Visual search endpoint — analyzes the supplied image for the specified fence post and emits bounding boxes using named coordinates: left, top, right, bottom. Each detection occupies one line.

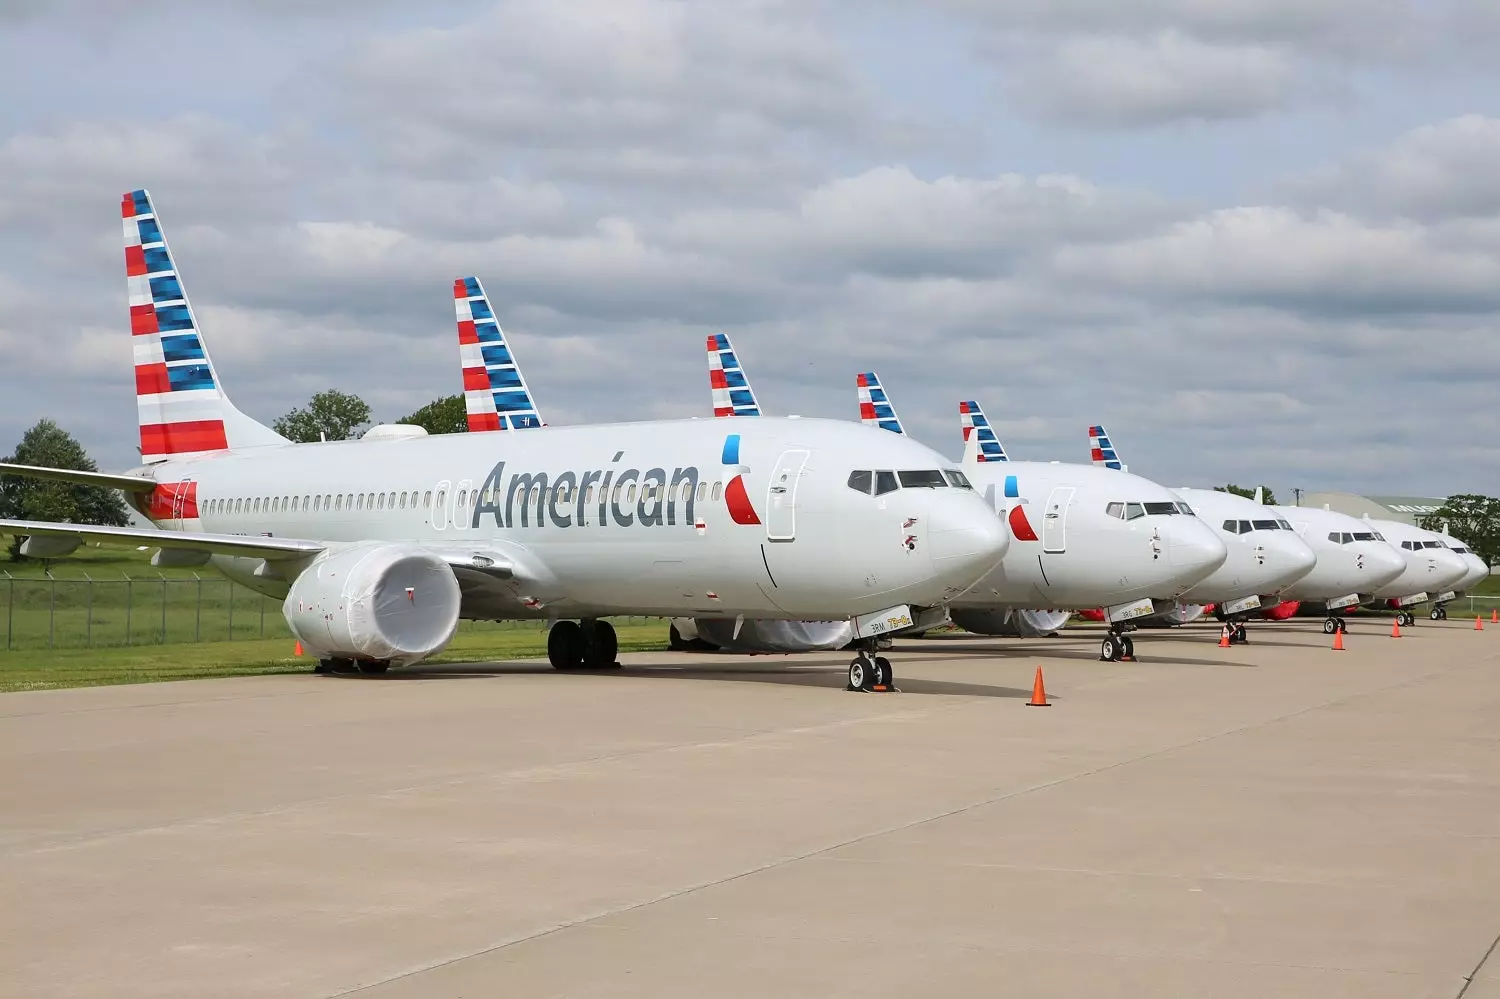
left=85, top=573, right=94, bottom=647
left=160, top=576, right=168, bottom=644
left=259, top=597, right=265, bottom=637
left=48, top=571, right=56, bottom=650
left=194, top=574, right=202, bottom=643
left=5, top=573, right=12, bottom=651
left=227, top=582, right=234, bottom=640
left=125, top=574, right=133, bottom=646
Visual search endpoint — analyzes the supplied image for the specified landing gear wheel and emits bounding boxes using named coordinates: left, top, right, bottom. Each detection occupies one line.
left=547, top=620, right=586, bottom=670
left=1120, top=635, right=1136, bottom=661
left=314, top=659, right=333, bottom=674
left=1398, top=611, right=1414, bottom=628
left=1323, top=618, right=1338, bottom=635
left=1100, top=635, right=1122, bottom=662
left=1234, top=624, right=1248, bottom=644
left=1430, top=606, right=1444, bottom=621
left=847, top=653, right=875, bottom=691
left=356, top=660, right=390, bottom=675
left=872, top=656, right=894, bottom=689
left=585, top=620, right=620, bottom=669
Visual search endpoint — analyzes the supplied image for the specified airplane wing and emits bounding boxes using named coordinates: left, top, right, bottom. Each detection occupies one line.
left=0, top=462, right=158, bottom=493
left=0, top=519, right=325, bottom=561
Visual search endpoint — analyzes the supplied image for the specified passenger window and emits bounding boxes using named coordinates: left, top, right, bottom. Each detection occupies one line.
left=585, top=486, right=595, bottom=505
left=697, top=482, right=708, bottom=503
left=1107, top=503, right=1125, bottom=519
left=874, top=471, right=899, bottom=495
left=1124, top=503, right=1145, bottom=520
left=423, top=490, right=432, bottom=506
left=680, top=481, right=693, bottom=504
left=627, top=484, right=637, bottom=504
left=848, top=470, right=873, bottom=494
left=334, top=495, right=343, bottom=511
left=313, top=496, right=321, bottom=511
left=253, top=498, right=261, bottom=513
left=712, top=482, right=723, bottom=501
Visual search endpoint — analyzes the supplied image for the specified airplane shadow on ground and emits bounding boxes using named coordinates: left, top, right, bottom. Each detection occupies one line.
left=322, top=656, right=1034, bottom=698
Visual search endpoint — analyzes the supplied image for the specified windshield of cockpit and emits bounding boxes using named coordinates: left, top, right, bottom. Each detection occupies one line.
left=1105, top=500, right=1193, bottom=520
left=846, top=469, right=974, bottom=495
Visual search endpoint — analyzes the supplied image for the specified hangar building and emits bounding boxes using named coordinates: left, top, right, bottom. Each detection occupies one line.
left=1295, top=492, right=1446, bottom=528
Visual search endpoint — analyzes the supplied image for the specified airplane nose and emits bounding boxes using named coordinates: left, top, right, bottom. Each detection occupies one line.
left=929, top=507, right=1009, bottom=585
left=1167, top=519, right=1228, bottom=583
left=1274, top=535, right=1318, bottom=579
left=1369, top=545, right=1406, bottom=587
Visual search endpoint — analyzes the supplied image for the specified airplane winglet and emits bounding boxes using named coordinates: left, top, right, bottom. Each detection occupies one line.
left=454, top=276, right=544, bottom=432
left=856, top=372, right=904, bottom=435
left=1088, top=423, right=1124, bottom=470
left=706, top=333, right=761, bottom=417
left=959, top=400, right=1008, bottom=462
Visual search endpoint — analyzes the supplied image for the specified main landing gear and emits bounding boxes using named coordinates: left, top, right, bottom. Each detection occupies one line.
left=1430, top=604, right=1448, bottom=622
left=846, top=640, right=896, bottom=692
left=1099, top=625, right=1137, bottom=663
left=1322, top=617, right=1348, bottom=635
left=547, top=619, right=620, bottom=670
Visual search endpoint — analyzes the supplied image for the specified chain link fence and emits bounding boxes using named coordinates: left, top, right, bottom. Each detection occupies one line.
left=0, top=572, right=559, bottom=652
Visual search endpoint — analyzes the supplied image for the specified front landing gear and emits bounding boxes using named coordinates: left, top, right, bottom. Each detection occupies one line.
left=1397, top=610, right=1416, bottom=628
left=1220, top=621, right=1250, bottom=645
left=846, top=645, right=896, bottom=692
left=1323, top=617, right=1348, bottom=635
left=1430, top=604, right=1449, bottom=622
left=1100, top=628, right=1136, bottom=663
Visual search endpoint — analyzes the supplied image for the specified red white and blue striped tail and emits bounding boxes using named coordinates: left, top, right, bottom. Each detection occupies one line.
left=1088, top=423, right=1124, bottom=470
left=123, top=189, right=284, bottom=463
left=706, top=332, right=761, bottom=417
left=959, top=400, right=1009, bottom=462
left=856, top=372, right=904, bottom=435
left=454, top=276, right=544, bottom=432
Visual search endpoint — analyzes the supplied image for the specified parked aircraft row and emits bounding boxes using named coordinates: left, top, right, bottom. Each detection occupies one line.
left=0, top=191, right=1486, bottom=688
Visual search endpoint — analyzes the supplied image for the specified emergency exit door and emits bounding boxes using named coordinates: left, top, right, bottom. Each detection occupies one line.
left=765, top=449, right=810, bottom=542
left=1042, top=485, right=1074, bottom=553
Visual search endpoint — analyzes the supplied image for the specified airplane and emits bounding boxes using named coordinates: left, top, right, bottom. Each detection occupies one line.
left=848, top=378, right=1228, bottom=663
left=1082, top=424, right=1317, bottom=643
left=0, top=189, right=1011, bottom=692
left=455, top=276, right=545, bottom=431
left=1355, top=516, right=1470, bottom=626
left=1265, top=504, right=1407, bottom=633
left=1427, top=528, right=1491, bottom=618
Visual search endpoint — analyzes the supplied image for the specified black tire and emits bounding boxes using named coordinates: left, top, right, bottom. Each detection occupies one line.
left=848, top=655, right=874, bottom=691
left=314, top=660, right=333, bottom=674
left=586, top=620, right=620, bottom=669
left=1323, top=618, right=1338, bottom=635
left=548, top=620, right=586, bottom=670
left=668, top=623, right=688, bottom=651
left=357, top=660, right=390, bottom=675
left=1430, top=607, right=1442, bottom=621
left=1234, top=625, right=1248, bottom=644
left=1100, top=635, right=1121, bottom=662
left=873, top=656, right=894, bottom=687
left=1121, top=635, right=1135, bottom=660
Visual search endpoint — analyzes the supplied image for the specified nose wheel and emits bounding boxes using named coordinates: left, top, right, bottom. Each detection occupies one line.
left=846, top=648, right=896, bottom=692
left=1397, top=610, right=1415, bottom=628
left=1429, top=604, right=1448, bottom=621
left=1100, top=629, right=1136, bottom=662
left=1323, top=617, right=1348, bottom=635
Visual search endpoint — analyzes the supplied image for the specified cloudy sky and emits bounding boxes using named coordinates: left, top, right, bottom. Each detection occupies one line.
left=2, top=0, right=1497, bottom=499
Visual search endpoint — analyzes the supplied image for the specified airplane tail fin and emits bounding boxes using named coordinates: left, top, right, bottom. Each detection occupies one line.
left=454, top=276, right=543, bottom=432
left=706, top=333, right=761, bottom=417
left=856, top=372, right=904, bottom=435
left=959, top=400, right=1009, bottom=463
left=124, top=189, right=286, bottom=463
left=1088, top=423, right=1124, bottom=470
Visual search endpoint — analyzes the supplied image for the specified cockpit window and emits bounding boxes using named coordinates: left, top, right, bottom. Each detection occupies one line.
left=1143, top=502, right=1179, bottom=515
left=1277, top=519, right=1293, bottom=530
left=1106, top=502, right=1125, bottom=519
left=1222, top=519, right=1238, bottom=533
left=847, top=470, right=873, bottom=495
left=1252, top=519, right=1280, bottom=531
left=1454, top=545, right=1470, bottom=553
left=1352, top=532, right=1378, bottom=542
left=1124, top=502, right=1145, bottom=520
left=1422, top=540, right=1444, bottom=549
left=874, top=470, right=899, bottom=495
left=1176, top=502, right=1194, bottom=515
left=898, top=469, right=947, bottom=489
left=943, top=470, right=973, bottom=490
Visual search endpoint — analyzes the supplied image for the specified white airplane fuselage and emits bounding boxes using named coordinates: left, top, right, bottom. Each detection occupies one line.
left=1365, top=518, right=1471, bottom=604
left=1273, top=506, right=1407, bottom=606
left=1431, top=530, right=1490, bottom=595
left=129, top=417, right=1008, bottom=621
left=1170, top=488, right=1317, bottom=606
left=953, top=461, right=1227, bottom=612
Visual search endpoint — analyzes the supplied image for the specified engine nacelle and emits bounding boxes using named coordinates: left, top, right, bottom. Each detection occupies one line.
left=950, top=607, right=1067, bottom=637
left=284, top=543, right=461, bottom=666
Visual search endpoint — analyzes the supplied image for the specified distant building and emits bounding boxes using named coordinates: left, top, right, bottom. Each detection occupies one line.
left=1295, top=492, right=1447, bottom=528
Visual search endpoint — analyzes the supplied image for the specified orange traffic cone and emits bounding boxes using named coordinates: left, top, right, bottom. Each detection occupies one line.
left=1026, top=666, right=1050, bottom=707
left=1492, top=608, right=1498, bottom=624
left=1390, top=619, right=1401, bottom=638
left=1332, top=629, right=1344, bottom=651
left=1477, top=615, right=1486, bottom=632
left=294, top=640, right=304, bottom=657
left=1218, top=627, right=1231, bottom=648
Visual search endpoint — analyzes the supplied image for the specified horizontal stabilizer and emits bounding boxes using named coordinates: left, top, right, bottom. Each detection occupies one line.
left=0, top=462, right=159, bottom=493
left=0, top=519, right=325, bottom=562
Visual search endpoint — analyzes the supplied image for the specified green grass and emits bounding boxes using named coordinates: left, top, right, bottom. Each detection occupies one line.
left=2, top=543, right=209, bottom=580
left=0, top=620, right=670, bottom=693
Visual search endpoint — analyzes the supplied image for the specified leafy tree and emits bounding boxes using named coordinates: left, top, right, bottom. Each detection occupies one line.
left=1419, top=494, right=1500, bottom=568
left=396, top=394, right=468, bottom=435
left=1214, top=484, right=1279, bottom=506
left=273, top=390, right=372, bottom=443
left=1, top=419, right=130, bottom=561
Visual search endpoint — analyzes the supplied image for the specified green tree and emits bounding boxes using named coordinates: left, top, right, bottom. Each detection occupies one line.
left=1, top=419, right=130, bottom=561
left=273, top=390, right=372, bottom=443
left=396, top=394, right=468, bottom=435
left=1214, top=484, right=1279, bottom=506
left=1418, top=494, right=1500, bottom=568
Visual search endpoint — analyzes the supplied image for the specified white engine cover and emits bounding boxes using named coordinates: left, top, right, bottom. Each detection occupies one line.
left=692, top=618, right=854, bottom=653
left=950, top=607, right=1068, bottom=638
left=284, top=543, right=462, bottom=666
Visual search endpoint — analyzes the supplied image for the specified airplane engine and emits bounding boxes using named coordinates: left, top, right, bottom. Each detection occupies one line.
left=284, top=543, right=461, bottom=667
left=951, top=608, right=1069, bottom=637
left=669, top=618, right=854, bottom=653
left=949, top=608, right=1018, bottom=636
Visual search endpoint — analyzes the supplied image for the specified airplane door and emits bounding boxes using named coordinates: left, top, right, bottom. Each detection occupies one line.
left=1042, top=486, right=1074, bottom=553
left=765, top=449, right=810, bottom=542
left=170, top=477, right=193, bottom=526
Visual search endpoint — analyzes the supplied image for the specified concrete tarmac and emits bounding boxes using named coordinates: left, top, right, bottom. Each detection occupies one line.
left=4, top=619, right=1500, bottom=998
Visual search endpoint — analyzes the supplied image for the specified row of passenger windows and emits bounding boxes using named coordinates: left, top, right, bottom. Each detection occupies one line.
left=204, top=480, right=726, bottom=517
left=1329, top=531, right=1386, bottom=543
left=1222, top=518, right=1294, bottom=533
left=1105, top=501, right=1193, bottom=520
left=847, top=469, right=974, bottom=495
left=1400, top=540, right=1446, bottom=551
